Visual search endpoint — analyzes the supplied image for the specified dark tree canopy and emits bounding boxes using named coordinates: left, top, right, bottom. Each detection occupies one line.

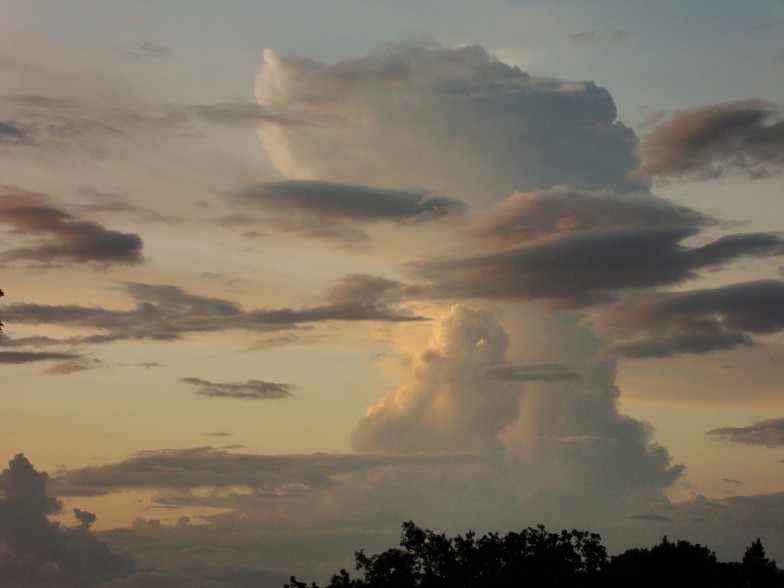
left=286, top=522, right=784, bottom=588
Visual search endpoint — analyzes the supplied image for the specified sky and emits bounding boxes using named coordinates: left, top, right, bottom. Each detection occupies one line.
left=1, top=1, right=784, bottom=585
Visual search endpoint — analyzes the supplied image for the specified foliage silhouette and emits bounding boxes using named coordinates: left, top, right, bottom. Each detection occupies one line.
left=285, top=522, right=784, bottom=588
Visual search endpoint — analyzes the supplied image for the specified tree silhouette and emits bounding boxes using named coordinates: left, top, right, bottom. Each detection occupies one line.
left=0, top=288, right=4, bottom=331
left=286, top=522, right=608, bottom=588
left=286, top=523, right=784, bottom=588
left=737, top=538, right=780, bottom=587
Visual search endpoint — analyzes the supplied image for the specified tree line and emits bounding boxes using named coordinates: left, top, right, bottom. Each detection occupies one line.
left=286, top=521, right=783, bottom=587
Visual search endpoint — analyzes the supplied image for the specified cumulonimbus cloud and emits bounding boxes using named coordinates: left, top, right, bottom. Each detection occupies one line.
left=255, top=43, right=645, bottom=203
left=635, top=99, right=784, bottom=181
left=0, top=188, right=143, bottom=265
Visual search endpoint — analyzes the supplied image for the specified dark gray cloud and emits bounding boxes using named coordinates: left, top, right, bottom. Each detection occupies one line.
left=114, top=41, right=172, bottom=60
left=0, top=95, right=77, bottom=109
left=0, top=454, right=134, bottom=586
left=627, top=513, right=672, bottom=522
left=237, top=180, right=466, bottom=245
left=240, top=180, right=466, bottom=223
left=50, top=446, right=473, bottom=497
left=188, top=101, right=292, bottom=126
left=181, top=377, right=293, bottom=400
left=593, top=280, right=784, bottom=357
left=0, top=121, right=31, bottom=143
left=3, top=276, right=424, bottom=345
left=466, top=187, right=713, bottom=248
left=0, top=189, right=143, bottom=265
left=483, top=363, right=580, bottom=382
left=636, top=99, right=784, bottom=181
left=570, top=30, right=627, bottom=44
left=0, top=351, right=82, bottom=364
left=256, top=43, right=645, bottom=203
left=411, top=228, right=784, bottom=306
left=708, top=418, right=784, bottom=447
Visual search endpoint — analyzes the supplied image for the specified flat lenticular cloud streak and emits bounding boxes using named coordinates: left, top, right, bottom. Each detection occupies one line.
left=0, top=351, right=82, bottom=364
left=636, top=99, right=784, bottom=181
left=180, top=377, right=293, bottom=400
left=0, top=188, right=143, bottom=265
left=236, top=180, right=466, bottom=246
left=708, top=418, right=784, bottom=447
left=2, top=275, right=424, bottom=345
left=239, top=180, right=466, bottom=222
left=255, top=43, right=644, bottom=202
left=592, top=280, right=784, bottom=357
left=466, top=187, right=714, bottom=248
left=411, top=227, right=784, bottom=306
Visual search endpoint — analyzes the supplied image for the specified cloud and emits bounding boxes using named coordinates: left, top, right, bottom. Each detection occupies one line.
left=592, top=280, right=784, bottom=357
left=239, top=180, right=466, bottom=223
left=351, top=305, right=522, bottom=454
left=466, top=187, right=713, bottom=249
left=37, top=306, right=684, bottom=583
left=351, top=305, right=681, bottom=519
left=180, top=377, right=293, bottom=400
left=114, top=42, right=172, bottom=60
left=636, top=99, right=784, bottom=181
left=0, top=188, right=143, bottom=266
left=411, top=228, right=784, bottom=306
left=707, top=418, right=784, bottom=447
left=256, top=43, right=644, bottom=203
left=236, top=180, right=466, bottom=246
left=570, top=30, right=627, bottom=45
left=627, top=513, right=672, bottom=522
left=40, top=359, right=96, bottom=375
left=483, top=363, right=580, bottom=382
left=0, top=351, right=82, bottom=364
left=3, top=276, right=425, bottom=345
left=50, top=446, right=472, bottom=498
left=0, top=121, right=31, bottom=144
left=0, top=454, right=134, bottom=586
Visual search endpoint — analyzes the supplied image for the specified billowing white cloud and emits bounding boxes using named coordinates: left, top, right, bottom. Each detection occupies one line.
left=255, top=43, right=645, bottom=203
left=351, top=305, right=521, bottom=454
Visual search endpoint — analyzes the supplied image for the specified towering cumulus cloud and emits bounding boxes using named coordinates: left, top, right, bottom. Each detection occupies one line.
left=0, top=454, right=134, bottom=586
left=352, top=306, right=682, bottom=527
left=255, top=43, right=644, bottom=202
